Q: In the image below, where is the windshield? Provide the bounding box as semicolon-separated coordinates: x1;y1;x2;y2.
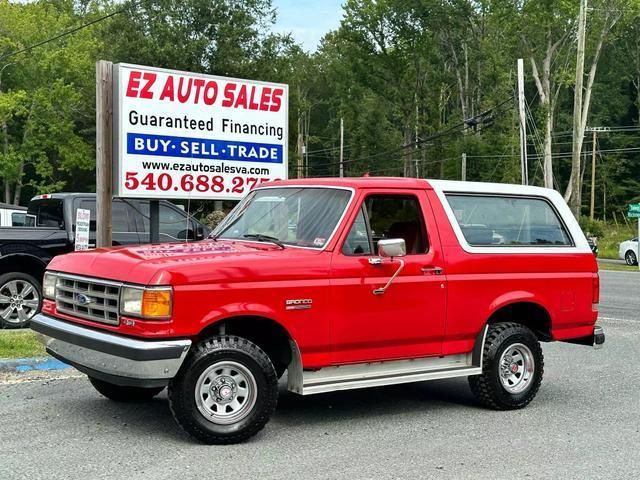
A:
26;199;64;229
213;187;352;249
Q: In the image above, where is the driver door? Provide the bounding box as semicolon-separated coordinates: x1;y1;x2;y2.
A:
329;190;446;364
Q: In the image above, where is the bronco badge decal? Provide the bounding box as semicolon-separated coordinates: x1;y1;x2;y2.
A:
285;299;312;310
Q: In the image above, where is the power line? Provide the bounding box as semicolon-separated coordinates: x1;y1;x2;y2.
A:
0;3;134;63
465;145;640;160
309;95;515;170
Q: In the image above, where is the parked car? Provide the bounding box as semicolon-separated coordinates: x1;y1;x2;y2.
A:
0;193;210;328
0;202;27;227
31;178;603;444
618;237;638;265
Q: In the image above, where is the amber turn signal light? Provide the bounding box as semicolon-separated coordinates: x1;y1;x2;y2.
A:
141;289;172;318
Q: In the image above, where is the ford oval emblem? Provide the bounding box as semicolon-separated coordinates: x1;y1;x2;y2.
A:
75;293;93;305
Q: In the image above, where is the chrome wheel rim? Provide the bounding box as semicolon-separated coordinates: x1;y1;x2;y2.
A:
626;251;636;266
195;361;257;425
0;279;40;326
498;343;535;394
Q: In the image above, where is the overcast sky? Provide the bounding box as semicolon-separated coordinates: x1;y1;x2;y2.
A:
272;0;344;51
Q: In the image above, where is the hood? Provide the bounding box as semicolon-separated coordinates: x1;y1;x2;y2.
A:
48;240;320;285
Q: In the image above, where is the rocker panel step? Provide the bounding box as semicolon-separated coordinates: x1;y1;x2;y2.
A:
291;353;481;395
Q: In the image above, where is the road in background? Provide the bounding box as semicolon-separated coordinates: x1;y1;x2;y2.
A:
599;270;639;321
1;272;638;480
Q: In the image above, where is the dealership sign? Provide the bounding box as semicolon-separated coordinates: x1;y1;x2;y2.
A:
113;63;288;200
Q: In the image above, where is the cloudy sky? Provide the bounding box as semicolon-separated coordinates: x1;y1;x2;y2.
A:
272;0;344;51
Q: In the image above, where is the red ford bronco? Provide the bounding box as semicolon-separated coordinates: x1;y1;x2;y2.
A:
31;178;604;444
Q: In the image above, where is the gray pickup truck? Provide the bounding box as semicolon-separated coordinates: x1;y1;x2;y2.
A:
0;193;209;328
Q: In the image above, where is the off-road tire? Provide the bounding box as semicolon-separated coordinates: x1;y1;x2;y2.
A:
469;322;544;410
168;336;278;445
89;377;164;402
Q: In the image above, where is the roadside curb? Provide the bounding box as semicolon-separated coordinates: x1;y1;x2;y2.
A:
0;356;70;373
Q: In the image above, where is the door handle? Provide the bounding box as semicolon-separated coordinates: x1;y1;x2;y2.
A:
421;266;443;275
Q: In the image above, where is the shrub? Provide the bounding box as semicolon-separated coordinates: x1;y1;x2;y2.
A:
578;216;605;238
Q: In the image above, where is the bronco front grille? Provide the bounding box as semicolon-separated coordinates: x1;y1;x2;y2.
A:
55;275;121;325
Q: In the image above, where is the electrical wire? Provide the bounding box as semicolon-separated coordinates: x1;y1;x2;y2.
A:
0;2;137;62
308;95;515;171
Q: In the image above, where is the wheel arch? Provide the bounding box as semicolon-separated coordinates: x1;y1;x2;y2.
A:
485;298;553;342
0;254;48;283
195;315;297;376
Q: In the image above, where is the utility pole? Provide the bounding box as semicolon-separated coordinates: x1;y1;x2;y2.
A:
296;112;304;179
461;153;467;181
570;0;588;216
96;60;113;248
517;58;528;185
304;111;310;177
585;126;610;218
339;117;344;178
590;128;597;220
414;98;419;178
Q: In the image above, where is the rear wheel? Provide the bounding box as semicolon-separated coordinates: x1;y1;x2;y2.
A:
168;336;278;444
469;322;544;410
89;377;164;402
625;250;638;266
0;272;42;329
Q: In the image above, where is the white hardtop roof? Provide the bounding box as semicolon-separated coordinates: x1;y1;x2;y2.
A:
427;179;557;197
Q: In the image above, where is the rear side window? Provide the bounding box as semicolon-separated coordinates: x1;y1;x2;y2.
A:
446;194;572;246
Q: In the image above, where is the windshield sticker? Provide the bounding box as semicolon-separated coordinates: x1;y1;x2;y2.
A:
313;237;326;247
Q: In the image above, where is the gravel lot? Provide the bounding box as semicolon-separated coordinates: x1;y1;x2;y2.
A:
1;271;638;480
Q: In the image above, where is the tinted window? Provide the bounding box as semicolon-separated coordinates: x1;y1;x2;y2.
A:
135;202;190;238
76;200;131;232
160;204;189;239
27;199;64;228
446;194;572;246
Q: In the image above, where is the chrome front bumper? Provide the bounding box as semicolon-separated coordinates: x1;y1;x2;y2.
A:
31;314;191;387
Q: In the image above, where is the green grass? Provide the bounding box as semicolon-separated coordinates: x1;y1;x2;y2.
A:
598;261;639;272
0;330;46;359
597;227;635;259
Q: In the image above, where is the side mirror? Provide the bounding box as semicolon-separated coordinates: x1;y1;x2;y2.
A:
371;239;406;296
378;238;406;258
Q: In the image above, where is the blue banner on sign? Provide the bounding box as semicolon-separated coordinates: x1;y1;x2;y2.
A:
127;133;283;164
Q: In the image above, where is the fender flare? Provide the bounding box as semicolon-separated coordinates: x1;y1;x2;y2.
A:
0;252;49;277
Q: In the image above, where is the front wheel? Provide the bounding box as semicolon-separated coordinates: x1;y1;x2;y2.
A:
469;322;544;410
168;336;278;444
89;377;164;402
625;250;638;266
0;272;42;328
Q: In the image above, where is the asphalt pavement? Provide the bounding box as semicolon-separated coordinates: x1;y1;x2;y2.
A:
1;271;639;480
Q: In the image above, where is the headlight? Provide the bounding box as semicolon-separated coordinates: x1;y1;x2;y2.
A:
120;286;172;319
43;272;58;299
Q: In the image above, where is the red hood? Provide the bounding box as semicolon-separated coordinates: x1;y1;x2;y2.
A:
48;240;321;285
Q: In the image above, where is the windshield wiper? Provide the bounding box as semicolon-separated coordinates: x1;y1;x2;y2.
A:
243;234;286;249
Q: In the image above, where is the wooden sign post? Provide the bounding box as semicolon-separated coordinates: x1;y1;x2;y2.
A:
96;60;113;248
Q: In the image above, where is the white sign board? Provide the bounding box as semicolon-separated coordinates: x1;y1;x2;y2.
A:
113;63;288;200
74;208;91;251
